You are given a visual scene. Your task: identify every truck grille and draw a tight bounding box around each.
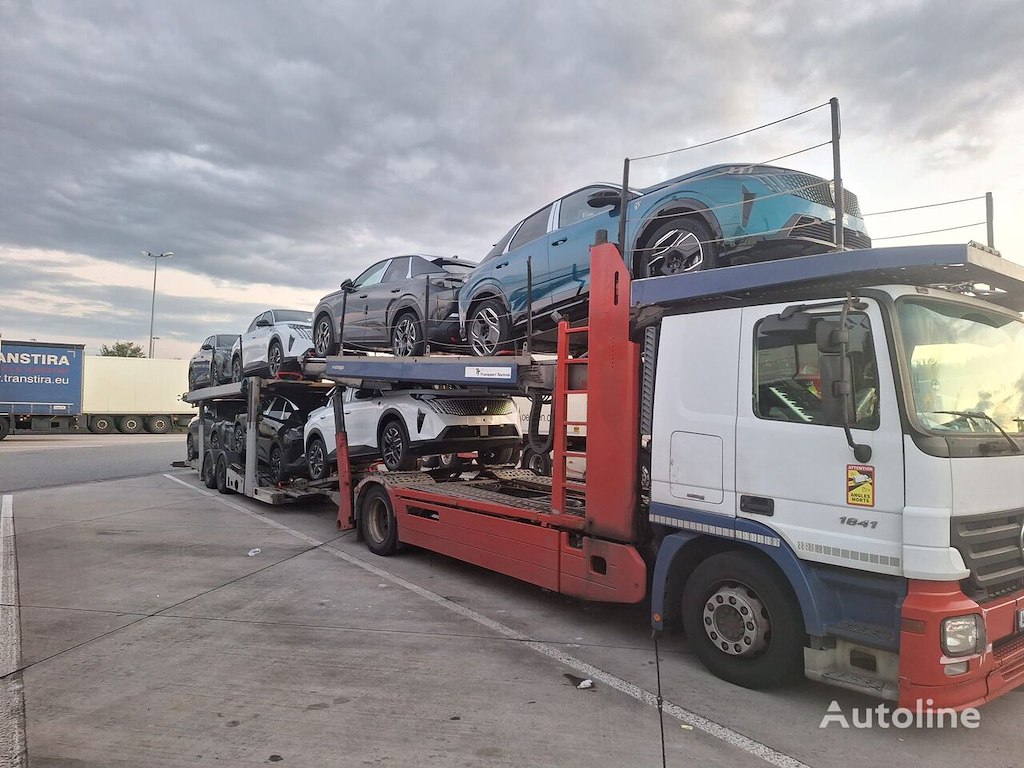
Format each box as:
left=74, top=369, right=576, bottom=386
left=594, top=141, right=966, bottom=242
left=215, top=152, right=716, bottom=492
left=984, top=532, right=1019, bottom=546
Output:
left=950, top=508, right=1024, bottom=602
left=429, top=398, right=515, bottom=417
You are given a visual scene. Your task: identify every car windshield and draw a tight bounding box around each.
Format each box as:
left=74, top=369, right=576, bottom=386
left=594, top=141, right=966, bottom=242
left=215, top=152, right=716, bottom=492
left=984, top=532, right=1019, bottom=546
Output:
left=897, top=296, right=1024, bottom=434
left=215, top=335, right=237, bottom=346
left=274, top=310, right=312, bottom=323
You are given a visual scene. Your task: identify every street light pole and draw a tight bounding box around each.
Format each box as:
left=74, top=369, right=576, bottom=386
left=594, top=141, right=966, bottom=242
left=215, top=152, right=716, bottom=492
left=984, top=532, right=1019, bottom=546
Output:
left=143, top=250, right=174, bottom=358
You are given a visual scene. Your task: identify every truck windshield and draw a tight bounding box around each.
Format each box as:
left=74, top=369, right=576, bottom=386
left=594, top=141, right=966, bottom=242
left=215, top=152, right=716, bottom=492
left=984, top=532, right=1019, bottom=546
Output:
left=896, top=297, right=1024, bottom=435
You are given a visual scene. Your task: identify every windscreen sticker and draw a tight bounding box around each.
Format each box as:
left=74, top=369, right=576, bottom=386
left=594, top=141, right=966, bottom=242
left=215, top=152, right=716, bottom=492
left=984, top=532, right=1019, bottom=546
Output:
left=847, top=464, right=875, bottom=507
left=464, top=366, right=513, bottom=380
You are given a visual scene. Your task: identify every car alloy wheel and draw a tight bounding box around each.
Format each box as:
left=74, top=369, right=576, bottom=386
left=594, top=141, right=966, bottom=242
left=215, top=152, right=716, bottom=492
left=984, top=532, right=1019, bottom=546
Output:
left=391, top=314, right=421, bottom=357
left=380, top=419, right=414, bottom=471
left=642, top=218, right=716, bottom=277
left=268, top=341, right=283, bottom=377
left=231, top=357, right=242, bottom=382
left=314, top=315, right=335, bottom=357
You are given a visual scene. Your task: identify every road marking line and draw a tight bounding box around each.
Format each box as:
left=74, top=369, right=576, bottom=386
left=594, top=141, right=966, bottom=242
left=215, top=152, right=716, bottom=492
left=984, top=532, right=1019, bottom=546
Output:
left=1, top=494, right=29, bottom=766
left=164, top=473, right=809, bottom=768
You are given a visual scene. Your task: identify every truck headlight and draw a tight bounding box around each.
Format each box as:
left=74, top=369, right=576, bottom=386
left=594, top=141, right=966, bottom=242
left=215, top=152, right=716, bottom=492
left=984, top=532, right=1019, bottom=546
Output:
left=941, top=615, right=984, bottom=656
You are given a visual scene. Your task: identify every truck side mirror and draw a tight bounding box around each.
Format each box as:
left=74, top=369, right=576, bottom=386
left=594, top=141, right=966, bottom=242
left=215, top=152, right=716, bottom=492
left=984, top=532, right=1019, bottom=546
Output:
left=819, top=353, right=855, bottom=427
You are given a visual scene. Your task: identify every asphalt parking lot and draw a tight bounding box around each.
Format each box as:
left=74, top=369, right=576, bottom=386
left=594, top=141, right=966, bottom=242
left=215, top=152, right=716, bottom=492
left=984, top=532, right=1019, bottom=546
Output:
left=2, top=439, right=1024, bottom=767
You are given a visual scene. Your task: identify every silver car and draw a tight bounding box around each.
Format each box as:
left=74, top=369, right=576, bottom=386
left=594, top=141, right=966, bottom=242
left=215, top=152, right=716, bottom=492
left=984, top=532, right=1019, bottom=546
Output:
left=230, top=309, right=313, bottom=380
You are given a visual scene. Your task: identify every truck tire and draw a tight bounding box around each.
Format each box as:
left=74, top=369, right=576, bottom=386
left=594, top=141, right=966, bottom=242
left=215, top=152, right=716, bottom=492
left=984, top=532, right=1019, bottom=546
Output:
left=215, top=454, right=233, bottom=494
left=202, top=452, right=218, bottom=489
left=0, top=418, right=10, bottom=441
left=89, top=416, right=115, bottom=434
left=681, top=551, right=804, bottom=690
left=145, top=415, right=171, bottom=434
left=359, top=485, right=400, bottom=556
left=118, top=415, right=144, bottom=434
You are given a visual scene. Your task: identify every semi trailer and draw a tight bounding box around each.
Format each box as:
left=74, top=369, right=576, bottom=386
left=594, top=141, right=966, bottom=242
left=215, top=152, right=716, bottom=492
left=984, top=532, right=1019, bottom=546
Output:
left=0, top=339, right=196, bottom=439
left=191, top=239, right=1024, bottom=710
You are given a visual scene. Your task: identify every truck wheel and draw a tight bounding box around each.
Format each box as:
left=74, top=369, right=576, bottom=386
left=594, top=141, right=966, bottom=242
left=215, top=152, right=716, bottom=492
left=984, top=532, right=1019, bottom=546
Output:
left=681, top=551, right=804, bottom=690
left=0, top=419, right=9, bottom=441
left=391, top=311, right=424, bottom=357
left=202, top=452, right=218, bottom=488
left=360, top=485, right=399, bottom=556
left=306, top=435, right=331, bottom=481
left=379, top=418, right=416, bottom=471
left=521, top=447, right=552, bottom=476
left=639, top=215, right=717, bottom=277
left=118, top=415, right=144, bottom=434
left=215, top=455, right=233, bottom=495
left=145, top=415, right=171, bottom=434
left=89, top=416, right=115, bottom=434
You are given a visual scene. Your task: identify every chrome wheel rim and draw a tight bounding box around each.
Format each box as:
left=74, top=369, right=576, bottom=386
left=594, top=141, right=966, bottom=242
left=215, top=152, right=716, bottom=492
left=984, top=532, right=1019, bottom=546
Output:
left=702, top=582, right=771, bottom=657
left=381, top=423, right=405, bottom=469
left=392, top=316, right=419, bottom=357
left=649, top=229, right=704, bottom=275
left=314, top=318, right=333, bottom=356
left=470, top=307, right=501, bottom=355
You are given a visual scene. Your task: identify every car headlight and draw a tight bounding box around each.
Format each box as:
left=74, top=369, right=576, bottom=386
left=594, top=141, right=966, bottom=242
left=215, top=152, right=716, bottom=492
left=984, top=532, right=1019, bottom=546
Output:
left=941, top=614, right=984, bottom=657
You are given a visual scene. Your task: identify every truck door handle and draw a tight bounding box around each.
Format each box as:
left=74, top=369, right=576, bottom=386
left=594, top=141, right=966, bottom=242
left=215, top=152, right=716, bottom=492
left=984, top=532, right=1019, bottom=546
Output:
left=740, top=495, right=774, bottom=516
left=551, top=237, right=567, bottom=246
left=495, top=261, right=508, bottom=269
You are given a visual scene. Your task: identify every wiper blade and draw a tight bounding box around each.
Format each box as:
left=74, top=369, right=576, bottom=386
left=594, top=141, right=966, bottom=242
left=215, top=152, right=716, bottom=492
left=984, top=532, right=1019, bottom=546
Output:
left=930, top=410, right=1022, bottom=453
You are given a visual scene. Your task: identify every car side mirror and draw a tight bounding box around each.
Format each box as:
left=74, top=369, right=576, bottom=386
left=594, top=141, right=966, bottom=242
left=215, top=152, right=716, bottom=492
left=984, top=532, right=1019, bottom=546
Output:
left=340, top=278, right=355, bottom=291
left=200, top=342, right=213, bottom=350
left=587, top=189, right=622, bottom=211
left=255, top=318, right=272, bottom=328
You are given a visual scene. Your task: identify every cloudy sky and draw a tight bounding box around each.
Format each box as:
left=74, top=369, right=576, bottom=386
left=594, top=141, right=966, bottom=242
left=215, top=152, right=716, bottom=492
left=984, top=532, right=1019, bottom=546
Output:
left=2, top=0, right=1022, bottom=359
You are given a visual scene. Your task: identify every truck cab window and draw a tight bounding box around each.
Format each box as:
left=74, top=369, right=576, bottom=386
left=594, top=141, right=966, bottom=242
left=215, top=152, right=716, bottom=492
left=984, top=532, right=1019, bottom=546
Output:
left=754, top=313, right=879, bottom=429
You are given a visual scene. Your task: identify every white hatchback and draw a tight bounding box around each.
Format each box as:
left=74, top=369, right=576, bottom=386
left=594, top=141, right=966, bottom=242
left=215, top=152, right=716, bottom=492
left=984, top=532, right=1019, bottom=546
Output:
left=304, top=387, right=522, bottom=477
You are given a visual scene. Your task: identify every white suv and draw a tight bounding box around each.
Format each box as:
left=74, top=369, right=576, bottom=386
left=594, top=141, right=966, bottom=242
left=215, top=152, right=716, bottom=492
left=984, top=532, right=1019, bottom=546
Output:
left=304, top=387, right=522, bottom=477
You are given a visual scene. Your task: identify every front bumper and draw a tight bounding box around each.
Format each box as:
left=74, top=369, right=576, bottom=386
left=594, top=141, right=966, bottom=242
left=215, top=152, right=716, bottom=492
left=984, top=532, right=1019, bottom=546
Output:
left=899, top=579, right=1024, bottom=710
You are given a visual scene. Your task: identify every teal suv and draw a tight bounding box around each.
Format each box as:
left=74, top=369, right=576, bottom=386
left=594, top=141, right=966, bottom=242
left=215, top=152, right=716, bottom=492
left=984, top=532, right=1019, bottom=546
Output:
left=458, top=164, right=870, bottom=355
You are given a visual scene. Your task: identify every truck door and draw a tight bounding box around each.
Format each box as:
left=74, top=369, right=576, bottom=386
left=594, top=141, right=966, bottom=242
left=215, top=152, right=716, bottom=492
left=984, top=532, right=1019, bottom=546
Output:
left=734, top=300, right=905, bottom=572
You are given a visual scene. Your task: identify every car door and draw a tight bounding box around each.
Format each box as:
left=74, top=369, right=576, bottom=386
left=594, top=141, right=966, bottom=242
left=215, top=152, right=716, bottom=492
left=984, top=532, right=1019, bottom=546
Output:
left=345, top=260, right=391, bottom=345
left=501, top=204, right=553, bottom=321
left=548, top=186, right=619, bottom=308
left=341, top=388, right=379, bottom=454
left=256, top=396, right=283, bottom=460
left=240, top=311, right=273, bottom=373
left=363, top=256, right=411, bottom=346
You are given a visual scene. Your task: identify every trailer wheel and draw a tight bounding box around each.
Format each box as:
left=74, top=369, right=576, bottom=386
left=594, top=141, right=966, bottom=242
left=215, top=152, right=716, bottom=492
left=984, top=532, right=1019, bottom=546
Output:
left=360, top=485, right=399, bottom=556
left=202, top=451, right=218, bottom=489
left=118, top=415, right=144, bottom=434
left=89, top=416, right=115, bottom=434
left=681, top=551, right=803, bottom=690
left=215, top=455, right=233, bottom=495
left=521, top=447, right=552, bottom=476
left=0, top=418, right=9, bottom=441
left=379, top=418, right=416, bottom=471
left=145, top=415, right=171, bottom=434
